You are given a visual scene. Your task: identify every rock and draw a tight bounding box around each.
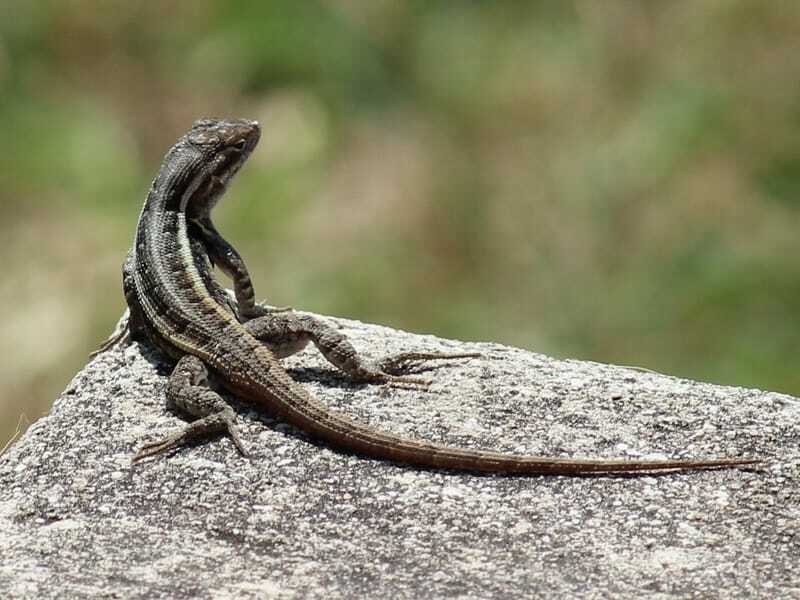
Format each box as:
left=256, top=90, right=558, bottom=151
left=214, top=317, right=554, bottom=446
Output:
left=0, top=312, right=797, bottom=598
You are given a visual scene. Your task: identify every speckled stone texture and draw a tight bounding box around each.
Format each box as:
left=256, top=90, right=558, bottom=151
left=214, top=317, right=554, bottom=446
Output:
left=0, top=312, right=798, bottom=599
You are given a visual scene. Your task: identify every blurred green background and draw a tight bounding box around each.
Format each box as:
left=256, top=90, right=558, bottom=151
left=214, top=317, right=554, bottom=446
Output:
left=3, top=1, right=800, bottom=450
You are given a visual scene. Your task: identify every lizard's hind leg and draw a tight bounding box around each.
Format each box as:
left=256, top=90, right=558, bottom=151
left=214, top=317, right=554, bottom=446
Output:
left=133, top=355, right=246, bottom=462
left=243, top=312, right=480, bottom=388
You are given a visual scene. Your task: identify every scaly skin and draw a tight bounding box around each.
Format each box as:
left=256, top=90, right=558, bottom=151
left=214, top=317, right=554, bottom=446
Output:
left=108, top=118, right=759, bottom=475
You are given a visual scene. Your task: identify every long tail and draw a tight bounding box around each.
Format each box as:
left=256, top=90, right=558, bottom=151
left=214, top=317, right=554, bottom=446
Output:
left=235, top=350, right=760, bottom=476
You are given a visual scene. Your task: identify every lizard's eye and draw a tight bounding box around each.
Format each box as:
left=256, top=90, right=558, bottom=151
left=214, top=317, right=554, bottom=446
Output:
left=232, top=139, right=247, bottom=152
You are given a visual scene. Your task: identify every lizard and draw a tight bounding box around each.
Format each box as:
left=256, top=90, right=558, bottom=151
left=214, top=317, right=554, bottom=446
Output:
left=95, top=117, right=759, bottom=475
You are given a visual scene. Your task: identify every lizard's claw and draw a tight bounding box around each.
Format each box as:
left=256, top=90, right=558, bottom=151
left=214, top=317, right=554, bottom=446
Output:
left=378, top=351, right=481, bottom=375
left=132, top=411, right=248, bottom=463
left=375, top=351, right=481, bottom=389
left=89, top=325, right=130, bottom=358
left=132, top=433, right=186, bottom=463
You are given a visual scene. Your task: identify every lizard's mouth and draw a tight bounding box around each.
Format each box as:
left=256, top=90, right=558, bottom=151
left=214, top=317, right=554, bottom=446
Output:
left=239, top=119, right=261, bottom=153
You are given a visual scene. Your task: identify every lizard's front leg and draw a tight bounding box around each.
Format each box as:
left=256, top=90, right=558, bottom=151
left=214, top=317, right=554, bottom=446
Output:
left=243, top=312, right=480, bottom=387
left=133, top=355, right=246, bottom=462
left=191, top=217, right=289, bottom=321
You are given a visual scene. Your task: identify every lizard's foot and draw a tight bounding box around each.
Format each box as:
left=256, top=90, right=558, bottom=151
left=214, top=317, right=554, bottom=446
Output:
left=378, top=351, right=481, bottom=374
left=374, top=351, right=481, bottom=389
left=132, top=409, right=247, bottom=463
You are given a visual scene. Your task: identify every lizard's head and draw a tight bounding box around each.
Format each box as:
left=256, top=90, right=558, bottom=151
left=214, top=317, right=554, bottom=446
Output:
left=172, top=118, right=261, bottom=216
left=188, top=118, right=261, bottom=157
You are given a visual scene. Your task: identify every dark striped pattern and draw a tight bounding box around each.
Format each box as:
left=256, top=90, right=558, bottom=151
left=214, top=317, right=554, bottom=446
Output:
left=130, top=119, right=759, bottom=475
